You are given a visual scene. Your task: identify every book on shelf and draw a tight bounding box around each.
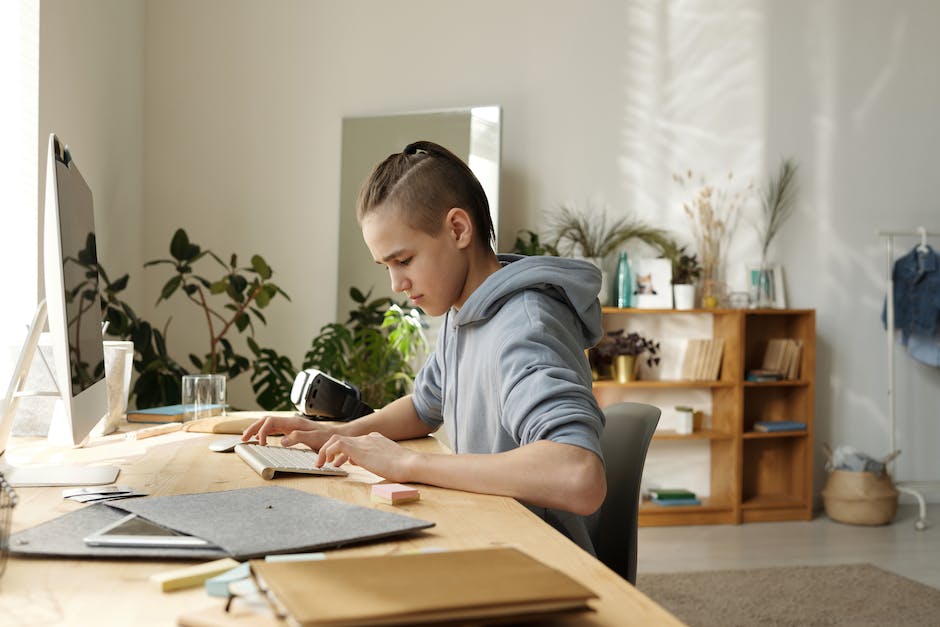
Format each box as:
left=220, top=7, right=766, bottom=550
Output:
left=753, top=420, right=806, bottom=432
left=246, top=547, right=597, bottom=627
left=679, top=338, right=724, bottom=381
left=760, top=338, right=802, bottom=380
left=126, top=403, right=224, bottom=423
left=648, top=488, right=696, bottom=501
left=746, top=369, right=783, bottom=382
left=650, top=496, right=702, bottom=506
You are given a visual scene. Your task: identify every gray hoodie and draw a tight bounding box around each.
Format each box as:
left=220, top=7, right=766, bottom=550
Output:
left=412, top=254, right=606, bottom=552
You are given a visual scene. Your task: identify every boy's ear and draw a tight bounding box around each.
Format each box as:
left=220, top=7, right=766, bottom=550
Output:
left=444, top=208, right=473, bottom=249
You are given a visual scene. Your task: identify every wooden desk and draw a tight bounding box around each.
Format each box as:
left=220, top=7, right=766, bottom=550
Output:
left=2, top=417, right=679, bottom=626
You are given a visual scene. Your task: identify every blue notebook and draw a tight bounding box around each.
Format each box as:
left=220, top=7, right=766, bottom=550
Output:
left=754, top=420, right=806, bottom=433
left=126, top=403, right=225, bottom=423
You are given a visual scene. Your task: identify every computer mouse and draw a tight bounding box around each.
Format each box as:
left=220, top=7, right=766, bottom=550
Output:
left=208, top=435, right=257, bottom=453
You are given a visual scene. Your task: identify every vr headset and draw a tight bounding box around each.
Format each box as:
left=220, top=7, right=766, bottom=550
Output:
left=290, top=369, right=373, bottom=421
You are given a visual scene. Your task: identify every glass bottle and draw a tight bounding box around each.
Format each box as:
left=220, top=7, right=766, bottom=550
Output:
left=615, top=251, right=631, bottom=308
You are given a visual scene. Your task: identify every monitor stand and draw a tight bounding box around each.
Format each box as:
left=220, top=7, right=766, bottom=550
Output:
left=0, top=301, right=120, bottom=487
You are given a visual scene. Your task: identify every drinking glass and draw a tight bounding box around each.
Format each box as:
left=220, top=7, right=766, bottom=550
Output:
left=181, top=374, right=226, bottom=421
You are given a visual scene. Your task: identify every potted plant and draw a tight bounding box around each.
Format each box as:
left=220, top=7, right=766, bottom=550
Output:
left=510, top=229, right=559, bottom=256
left=547, top=204, right=671, bottom=305
left=250, top=287, right=427, bottom=411
left=590, top=329, right=660, bottom=383
left=753, top=158, right=798, bottom=307
left=661, top=243, right=702, bottom=310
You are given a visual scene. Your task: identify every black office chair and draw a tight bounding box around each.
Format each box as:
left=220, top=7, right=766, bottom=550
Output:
left=588, top=402, right=660, bottom=585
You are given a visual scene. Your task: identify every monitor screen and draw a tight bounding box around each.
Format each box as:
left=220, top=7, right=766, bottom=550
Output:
left=42, top=133, right=110, bottom=450
left=54, top=147, right=105, bottom=396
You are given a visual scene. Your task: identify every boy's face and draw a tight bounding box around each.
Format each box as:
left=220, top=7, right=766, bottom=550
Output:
left=361, top=206, right=470, bottom=317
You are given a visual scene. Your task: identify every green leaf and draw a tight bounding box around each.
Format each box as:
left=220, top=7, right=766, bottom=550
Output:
left=235, top=313, right=250, bottom=332
left=251, top=255, right=272, bottom=280
left=228, top=274, right=248, bottom=301
left=250, top=307, right=267, bottom=325
left=170, top=229, right=190, bottom=261
left=110, top=274, right=129, bottom=292
left=158, top=275, right=182, bottom=302
left=255, top=285, right=271, bottom=308
left=210, top=280, right=228, bottom=294
left=143, top=259, right=176, bottom=268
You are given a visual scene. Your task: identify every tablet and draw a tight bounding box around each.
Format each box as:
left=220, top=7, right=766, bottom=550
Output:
left=83, top=513, right=217, bottom=549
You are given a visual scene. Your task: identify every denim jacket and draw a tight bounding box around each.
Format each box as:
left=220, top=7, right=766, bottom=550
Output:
left=882, top=244, right=940, bottom=340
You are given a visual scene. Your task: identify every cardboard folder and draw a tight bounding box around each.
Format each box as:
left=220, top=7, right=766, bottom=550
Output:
left=10, top=486, right=434, bottom=560
left=249, top=547, right=597, bottom=626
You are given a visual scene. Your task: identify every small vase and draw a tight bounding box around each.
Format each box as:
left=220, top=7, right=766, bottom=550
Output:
left=700, top=264, right=723, bottom=308
left=673, top=283, right=695, bottom=310
left=613, top=354, right=637, bottom=383
left=755, top=260, right=774, bottom=308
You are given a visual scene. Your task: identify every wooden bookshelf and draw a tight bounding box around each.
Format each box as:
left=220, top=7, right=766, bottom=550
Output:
left=594, top=308, right=815, bottom=526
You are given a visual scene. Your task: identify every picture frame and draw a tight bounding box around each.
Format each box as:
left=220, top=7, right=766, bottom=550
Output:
left=632, top=258, right=673, bottom=309
left=746, top=263, right=786, bottom=308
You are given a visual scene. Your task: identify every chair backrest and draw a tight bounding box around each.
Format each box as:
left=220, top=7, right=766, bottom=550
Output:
left=589, top=402, right=660, bottom=585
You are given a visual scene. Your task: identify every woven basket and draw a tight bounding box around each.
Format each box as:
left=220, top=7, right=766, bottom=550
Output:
left=821, top=469, right=899, bottom=526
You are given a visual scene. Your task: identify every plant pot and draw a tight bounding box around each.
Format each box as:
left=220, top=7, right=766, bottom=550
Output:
left=612, top=354, right=637, bottom=383
left=673, top=284, right=695, bottom=310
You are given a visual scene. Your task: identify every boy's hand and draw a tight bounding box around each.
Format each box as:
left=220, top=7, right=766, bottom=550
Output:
left=241, top=415, right=337, bottom=449
left=316, top=432, right=419, bottom=482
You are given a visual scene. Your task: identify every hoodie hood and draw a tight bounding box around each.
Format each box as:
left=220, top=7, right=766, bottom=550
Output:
left=453, top=254, right=603, bottom=348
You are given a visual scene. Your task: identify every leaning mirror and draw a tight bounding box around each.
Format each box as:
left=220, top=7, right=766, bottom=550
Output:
left=337, top=107, right=501, bottom=319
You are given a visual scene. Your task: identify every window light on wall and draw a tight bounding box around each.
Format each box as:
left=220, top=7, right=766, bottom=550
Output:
left=0, top=0, right=39, bottom=388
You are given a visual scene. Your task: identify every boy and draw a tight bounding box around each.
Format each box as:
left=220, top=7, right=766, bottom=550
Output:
left=243, top=141, right=606, bottom=551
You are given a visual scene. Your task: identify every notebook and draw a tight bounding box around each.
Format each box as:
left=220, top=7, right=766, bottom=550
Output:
left=248, top=546, right=597, bottom=626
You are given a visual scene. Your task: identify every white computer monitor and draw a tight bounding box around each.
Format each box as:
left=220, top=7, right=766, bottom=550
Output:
left=0, top=133, right=118, bottom=486
left=42, top=133, right=110, bottom=446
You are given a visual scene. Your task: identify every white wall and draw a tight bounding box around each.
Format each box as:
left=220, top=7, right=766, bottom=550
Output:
left=38, top=0, right=939, bottom=495
left=9, top=0, right=145, bottom=435
left=39, top=0, right=146, bottom=311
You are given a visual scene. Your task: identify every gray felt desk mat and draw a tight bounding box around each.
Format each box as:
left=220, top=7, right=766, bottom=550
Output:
left=11, top=486, right=434, bottom=561
left=9, top=503, right=226, bottom=560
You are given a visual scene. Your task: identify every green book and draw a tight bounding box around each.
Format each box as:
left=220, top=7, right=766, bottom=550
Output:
left=648, top=488, right=696, bottom=500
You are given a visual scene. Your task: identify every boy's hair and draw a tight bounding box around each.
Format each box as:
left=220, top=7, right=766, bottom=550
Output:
left=356, top=140, right=495, bottom=252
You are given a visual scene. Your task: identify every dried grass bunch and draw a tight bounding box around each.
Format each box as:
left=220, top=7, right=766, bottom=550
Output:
left=757, top=159, right=798, bottom=260
left=674, top=170, right=750, bottom=280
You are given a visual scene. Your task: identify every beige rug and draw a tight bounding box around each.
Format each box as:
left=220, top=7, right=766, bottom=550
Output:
left=638, top=563, right=940, bottom=626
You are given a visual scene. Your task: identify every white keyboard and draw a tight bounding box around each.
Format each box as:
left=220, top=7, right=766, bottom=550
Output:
left=234, top=444, right=348, bottom=480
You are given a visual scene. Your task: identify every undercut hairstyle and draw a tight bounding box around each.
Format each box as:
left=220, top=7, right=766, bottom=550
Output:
left=356, top=140, right=495, bottom=252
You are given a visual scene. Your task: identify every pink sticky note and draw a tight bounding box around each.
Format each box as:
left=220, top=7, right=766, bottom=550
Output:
left=371, top=483, right=420, bottom=503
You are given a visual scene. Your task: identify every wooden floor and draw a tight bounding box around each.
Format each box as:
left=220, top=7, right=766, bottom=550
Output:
left=637, top=504, right=940, bottom=589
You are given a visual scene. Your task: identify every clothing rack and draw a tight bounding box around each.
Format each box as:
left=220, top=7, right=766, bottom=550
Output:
left=878, top=227, right=939, bottom=531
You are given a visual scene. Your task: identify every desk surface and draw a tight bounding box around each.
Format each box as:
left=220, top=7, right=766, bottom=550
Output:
left=3, top=414, right=679, bottom=626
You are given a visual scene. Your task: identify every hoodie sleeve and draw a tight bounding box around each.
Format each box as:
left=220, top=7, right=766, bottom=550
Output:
left=495, top=298, right=605, bottom=456
left=411, top=337, right=445, bottom=430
